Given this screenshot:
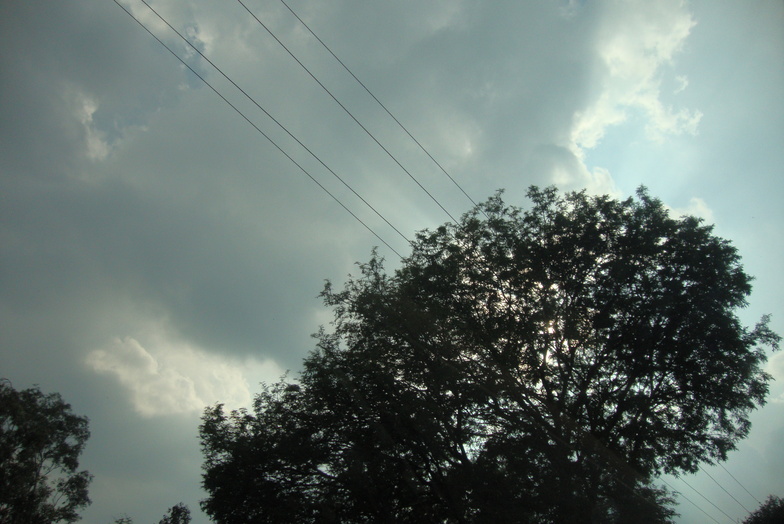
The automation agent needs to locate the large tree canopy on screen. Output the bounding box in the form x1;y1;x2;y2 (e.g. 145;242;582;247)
200;187;779;523
0;381;92;524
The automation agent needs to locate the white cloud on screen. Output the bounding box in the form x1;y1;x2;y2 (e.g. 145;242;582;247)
570;91;628;155
118;0;172;38
673;74;689;94
566;0;701;186
87;334;284;417
668;196;715;223
74;92;111;162
553;160;620;198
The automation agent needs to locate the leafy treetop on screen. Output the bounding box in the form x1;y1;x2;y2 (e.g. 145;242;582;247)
743;495;784;524
0;380;92;524
200;187;779;523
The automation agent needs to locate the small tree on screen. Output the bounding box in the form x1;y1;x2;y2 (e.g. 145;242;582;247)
0;380;92;523
110;503;190;524
201;187;779;523
158;503;191;524
743;495;784;524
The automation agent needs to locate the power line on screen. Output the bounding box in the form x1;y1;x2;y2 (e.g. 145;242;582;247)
718;462;763;506
277;0;485;217
699;464;752;514
673;474;736;523
658;477;725;524
236;0;459;224
113;0;404;259
137;0;411;249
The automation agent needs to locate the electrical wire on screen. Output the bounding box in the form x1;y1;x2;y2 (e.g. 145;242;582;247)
673;474;736;523
277;0;485;218
236;0;459;224
658;477;725;524
113;0;404;259
718;462;763;506
699;464;752;514
137;0;411;249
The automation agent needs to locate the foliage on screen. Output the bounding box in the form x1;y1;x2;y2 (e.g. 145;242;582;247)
743;495;784;524
110;503;190;524
158;503;191;524
200;187;779;523
0;380;92;523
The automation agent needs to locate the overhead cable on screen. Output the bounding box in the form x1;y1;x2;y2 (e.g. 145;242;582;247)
113;0;404;259
699;465;752;514
673;475;736;523
657;477;725;524
278;0;485;217
237;0;459;224
718;462;763;506
138;0;411;249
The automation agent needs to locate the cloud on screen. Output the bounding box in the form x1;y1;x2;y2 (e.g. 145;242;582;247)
673;75;689;94
71;90;112;162
528;144;621;197
87;333;283;417
668;196;715;223
569;0;701;160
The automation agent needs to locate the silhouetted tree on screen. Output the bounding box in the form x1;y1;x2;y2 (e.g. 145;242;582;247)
743;495;784;524
0;380;92;523
158;503;190;524
110;502;190;524
200;187;779;523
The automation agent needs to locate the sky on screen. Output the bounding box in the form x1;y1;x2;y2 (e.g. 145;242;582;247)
0;0;782;522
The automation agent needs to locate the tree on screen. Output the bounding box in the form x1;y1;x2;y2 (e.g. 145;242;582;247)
0;380;92;523
200;187;780;523
110;502;190;524
158;503;191;524
743;495;784;524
